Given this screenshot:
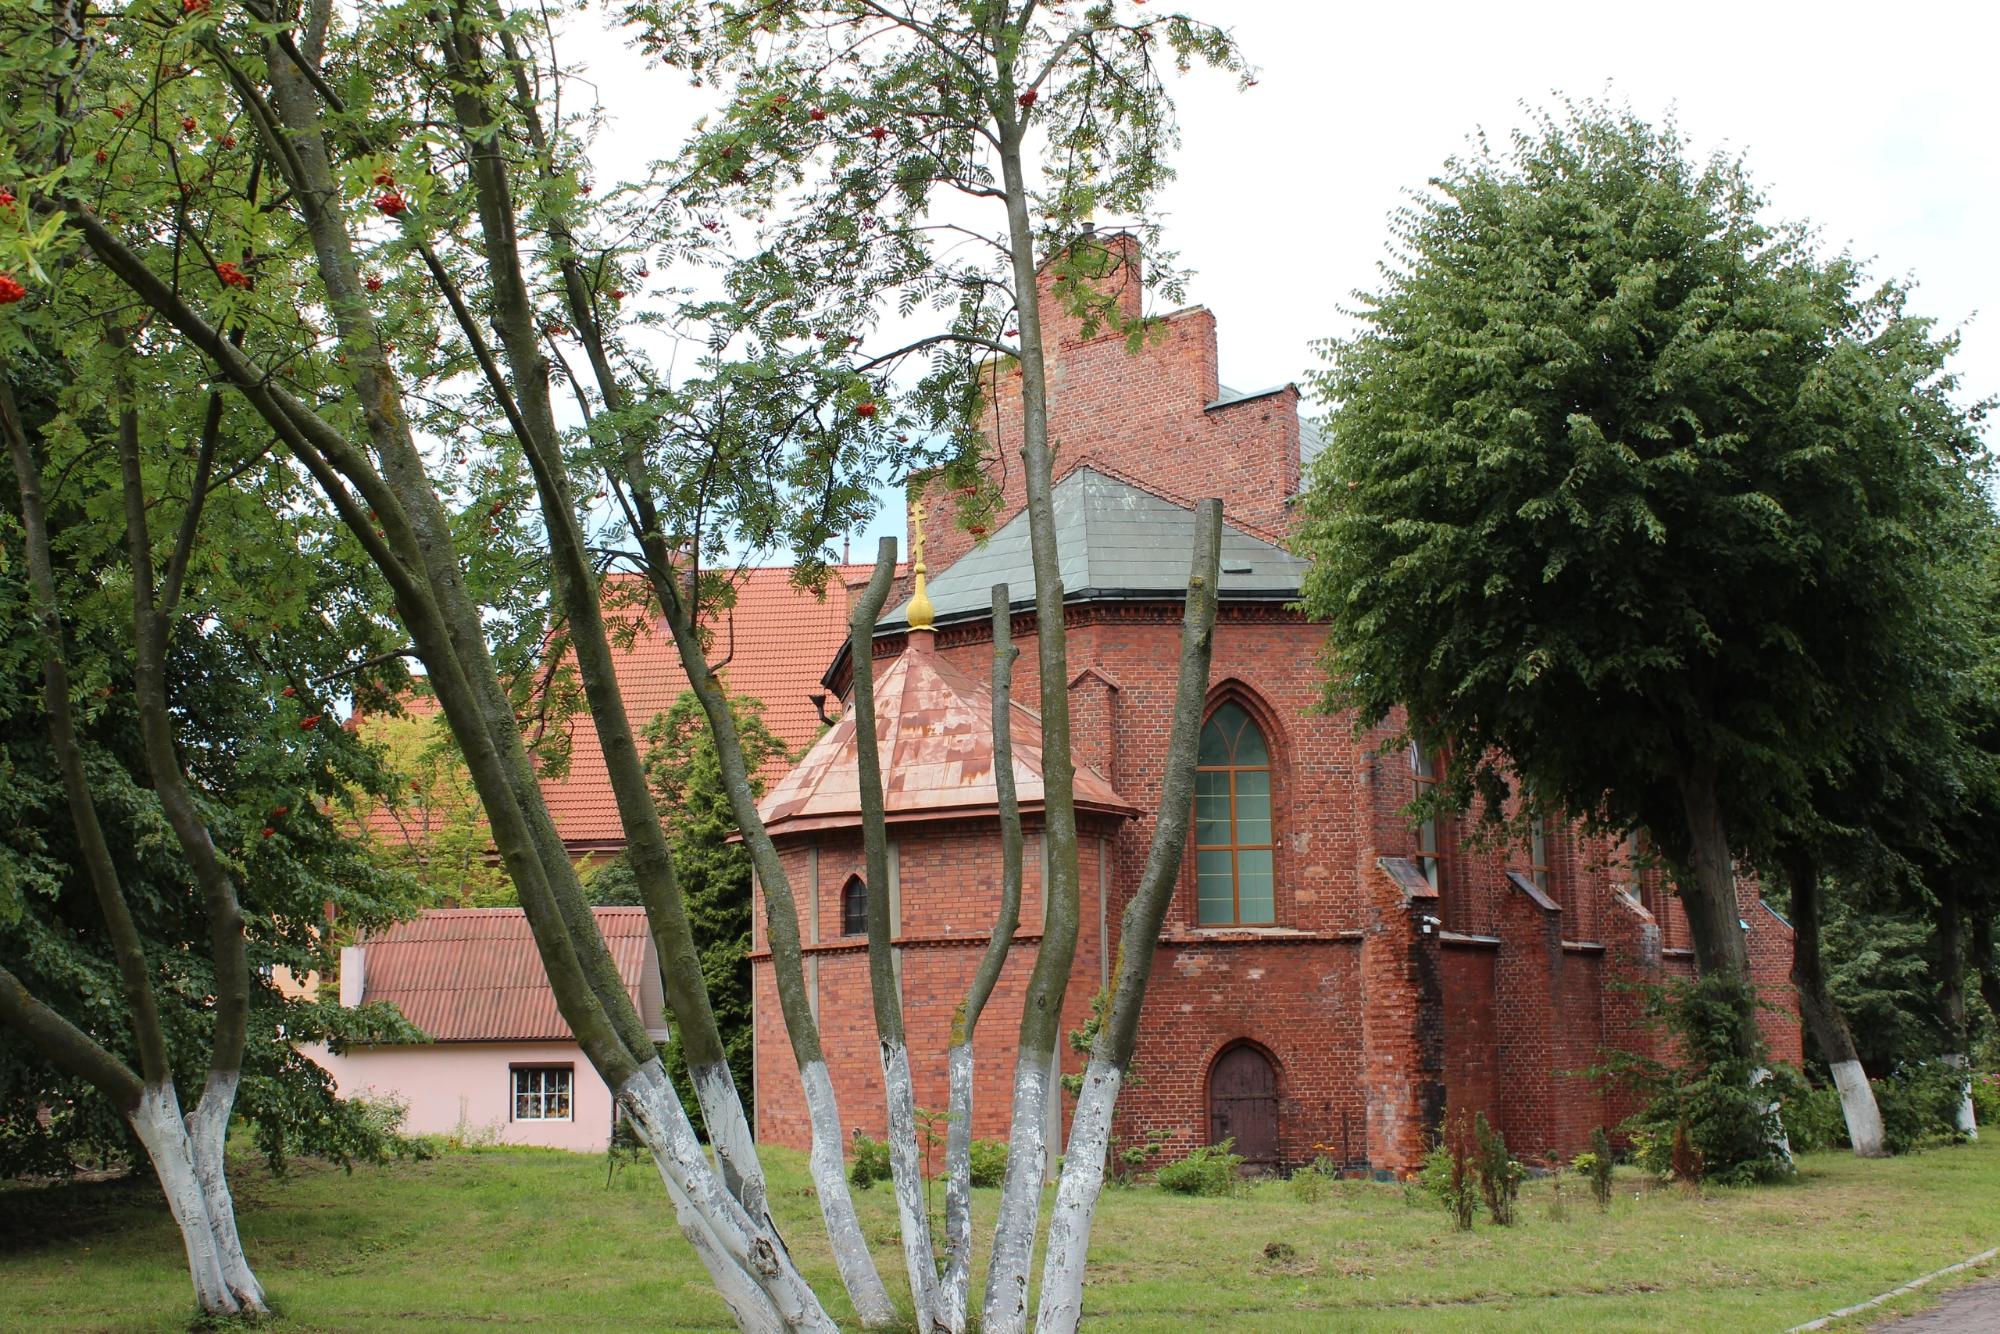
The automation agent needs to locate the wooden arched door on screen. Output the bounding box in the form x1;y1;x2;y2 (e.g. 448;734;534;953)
1207;1044;1278;1164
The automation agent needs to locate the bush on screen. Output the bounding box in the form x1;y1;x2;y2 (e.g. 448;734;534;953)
1972;1071;2000;1128
1473;1114;1523;1225
1595;975;1793;1186
1286;1154;1339;1204
849;1133;891;1190
968;1138;1009;1189
1413;1108;1479;1229
1577;1127;1615;1210
1156;1139;1243;1196
1767;1066;1846;1154
1875;1061;1970;1154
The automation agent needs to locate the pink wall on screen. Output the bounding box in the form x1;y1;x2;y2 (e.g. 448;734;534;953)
308;1041;617;1152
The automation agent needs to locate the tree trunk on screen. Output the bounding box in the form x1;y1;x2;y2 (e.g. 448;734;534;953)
982;113;1085;1334
651;567;897;1329
1783;851;1885;1157
1673;763;1762;1064
941;587;1026;1334
1037;501;1221;1334
127;1084;244;1318
847;540;946;1332
1936;889;1978;1139
431;8;776;1234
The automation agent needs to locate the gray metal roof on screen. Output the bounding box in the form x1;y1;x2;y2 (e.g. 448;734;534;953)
884;467;1308;630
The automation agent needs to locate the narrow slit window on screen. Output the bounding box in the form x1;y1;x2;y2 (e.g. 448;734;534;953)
1530;817;1551;896
1196;703;1276;926
1410;746;1440;890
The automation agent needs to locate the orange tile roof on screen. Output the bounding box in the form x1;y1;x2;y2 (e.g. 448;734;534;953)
757;637;1133;836
361;566;871;852
356;907;653;1042
543;568;872;847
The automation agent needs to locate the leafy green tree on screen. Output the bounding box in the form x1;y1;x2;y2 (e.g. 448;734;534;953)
0;317;420;1315
1294;101;1990;1070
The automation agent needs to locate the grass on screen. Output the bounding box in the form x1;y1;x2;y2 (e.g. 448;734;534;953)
5;1138;2000;1331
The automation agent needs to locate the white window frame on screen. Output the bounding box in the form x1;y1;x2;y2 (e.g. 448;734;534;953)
511;1064;574;1122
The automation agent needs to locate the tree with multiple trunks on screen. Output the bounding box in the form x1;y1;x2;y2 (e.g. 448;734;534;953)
1293;101;1991;1134
643;4;1246;1327
3;1;1235;1327
0;311;421;1312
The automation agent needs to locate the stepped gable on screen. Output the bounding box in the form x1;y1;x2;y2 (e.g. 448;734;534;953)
880;466;1309;632
758;636;1133;837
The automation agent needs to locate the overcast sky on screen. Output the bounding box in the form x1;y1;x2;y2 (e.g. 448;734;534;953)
563;1;1999;552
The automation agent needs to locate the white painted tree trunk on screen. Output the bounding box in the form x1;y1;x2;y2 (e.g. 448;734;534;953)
981;1048;1053;1334
1828;1059;1888;1158
619;1060;837;1333
1751;1066;1794;1167
127;1084;239;1318
690;1060;774;1226
1036;1058;1122;1334
880;1038;946;1332
186;1071;267;1313
939;1043;976;1334
798;1059;899;1327
1946;1053;1979;1139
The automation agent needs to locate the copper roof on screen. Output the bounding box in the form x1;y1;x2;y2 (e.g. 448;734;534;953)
356;907;660;1042
757;641;1134;836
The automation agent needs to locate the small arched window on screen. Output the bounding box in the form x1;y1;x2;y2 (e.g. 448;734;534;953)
1410;746;1440;890
840;875;868;937
1195;702;1275;926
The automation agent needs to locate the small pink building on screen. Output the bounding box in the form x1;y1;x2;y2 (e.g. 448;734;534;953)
315;907;668;1152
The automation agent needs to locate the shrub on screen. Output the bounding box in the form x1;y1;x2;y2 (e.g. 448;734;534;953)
849;1133;891;1190
968;1138;1009;1189
1413;1108;1479;1229
1286;1154;1339;1204
1875;1061;1970;1154
1971;1071;2000;1128
1156;1139;1242;1196
1768;1066;1846;1154
1580;1127;1615;1209
1594;975;1793;1186
1473;1114;1523;1225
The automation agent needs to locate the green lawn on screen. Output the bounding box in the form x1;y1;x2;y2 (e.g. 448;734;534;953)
6;1137;2000;1331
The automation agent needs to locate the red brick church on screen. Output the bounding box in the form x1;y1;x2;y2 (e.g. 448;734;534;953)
745;235;1800;1175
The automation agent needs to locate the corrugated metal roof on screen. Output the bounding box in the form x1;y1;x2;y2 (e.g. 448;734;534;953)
883;467;1308;630
357;907;656;1042
758;640;1132;835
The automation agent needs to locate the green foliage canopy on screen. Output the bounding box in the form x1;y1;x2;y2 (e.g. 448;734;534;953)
1295;102;1990;947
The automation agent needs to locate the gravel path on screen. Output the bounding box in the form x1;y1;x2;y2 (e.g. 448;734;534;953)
1876;1277;2000;1330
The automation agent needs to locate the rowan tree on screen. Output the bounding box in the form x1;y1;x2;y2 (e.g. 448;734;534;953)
621;5;1247;1327
0;301;420;1313
1294;101;1991;1071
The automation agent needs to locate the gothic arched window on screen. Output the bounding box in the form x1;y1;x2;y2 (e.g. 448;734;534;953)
1195;702;1275;926
840;875;868;937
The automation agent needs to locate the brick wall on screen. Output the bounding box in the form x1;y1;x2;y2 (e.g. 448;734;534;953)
746;232;1799;1174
